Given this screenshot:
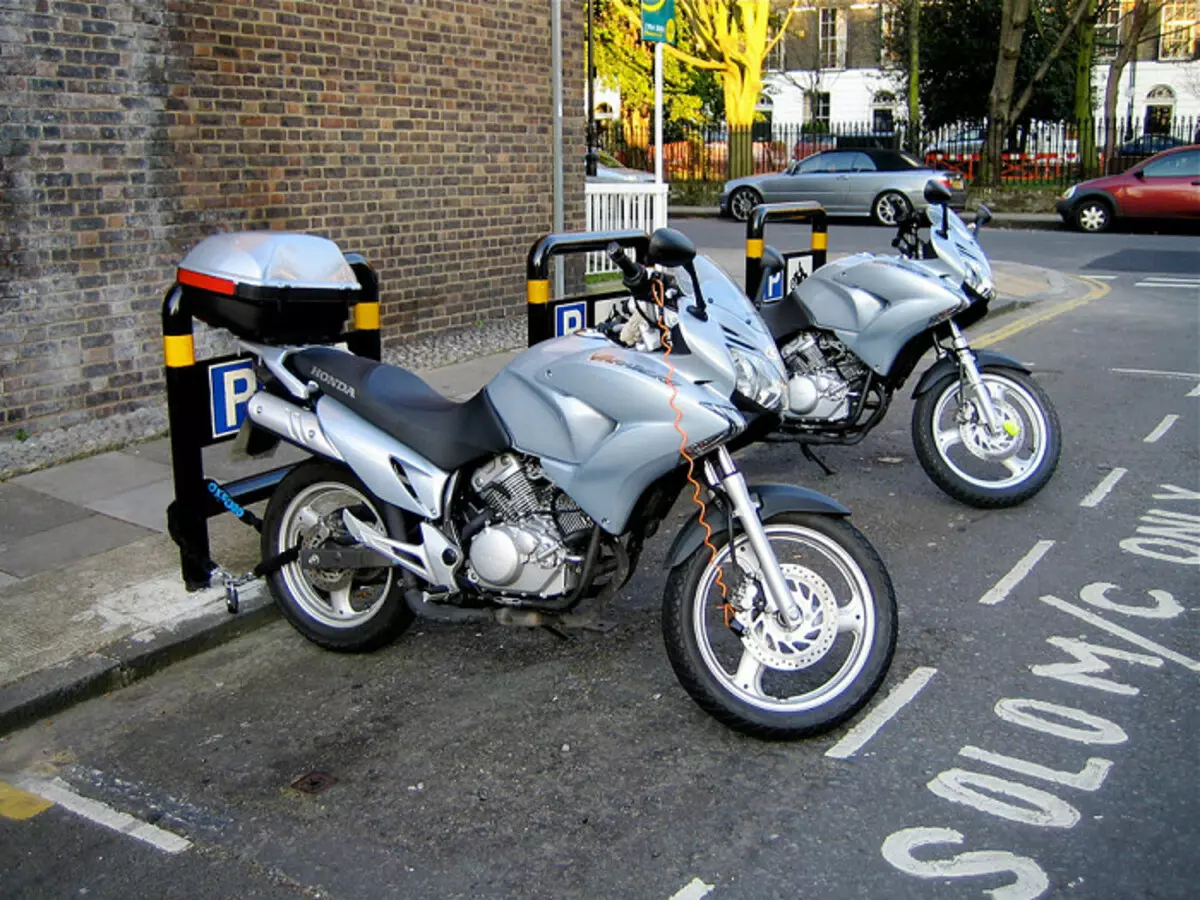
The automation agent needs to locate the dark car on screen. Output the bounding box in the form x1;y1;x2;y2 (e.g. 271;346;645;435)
719;148;967;225
1056;144;1200;232
1115;135;1187;158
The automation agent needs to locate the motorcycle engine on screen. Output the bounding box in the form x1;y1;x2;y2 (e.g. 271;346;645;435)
465;454;592;597
780;332;868;422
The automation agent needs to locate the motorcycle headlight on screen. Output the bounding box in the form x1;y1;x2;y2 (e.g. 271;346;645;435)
730;346;787;413
963;258;995;300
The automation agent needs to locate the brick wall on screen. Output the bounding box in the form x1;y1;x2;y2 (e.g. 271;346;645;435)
0;0;585;437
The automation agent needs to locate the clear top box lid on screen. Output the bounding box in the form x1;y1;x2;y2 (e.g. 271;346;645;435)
178;232;360;292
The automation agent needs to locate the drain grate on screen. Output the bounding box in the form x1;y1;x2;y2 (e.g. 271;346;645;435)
290;772;338;794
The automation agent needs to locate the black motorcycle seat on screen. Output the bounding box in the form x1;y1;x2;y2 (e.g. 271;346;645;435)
289;347;510;471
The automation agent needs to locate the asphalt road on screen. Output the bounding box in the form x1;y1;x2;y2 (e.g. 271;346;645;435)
1;234;1197;900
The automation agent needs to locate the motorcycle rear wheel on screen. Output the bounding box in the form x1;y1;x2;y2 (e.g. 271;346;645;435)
262;460;414;652
662;513;896;740
912;366;1061;508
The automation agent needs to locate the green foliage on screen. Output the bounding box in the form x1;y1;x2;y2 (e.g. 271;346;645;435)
13;428;30;442
884;0;1083;130
593;0;715;124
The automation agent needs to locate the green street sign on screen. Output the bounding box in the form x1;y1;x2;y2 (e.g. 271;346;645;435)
641;0;677;45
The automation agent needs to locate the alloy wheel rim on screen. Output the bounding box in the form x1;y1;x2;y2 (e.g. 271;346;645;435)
932;374;1048;489
278;482;392;629
691;524;875;713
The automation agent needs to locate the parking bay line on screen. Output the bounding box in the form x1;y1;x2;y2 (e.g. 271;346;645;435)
14;775;192;854
1080;468;1127;508
668;878;716;900
978;540;1056;605
825;667;937;760
1111;368;1200;380
1144;414;1180;444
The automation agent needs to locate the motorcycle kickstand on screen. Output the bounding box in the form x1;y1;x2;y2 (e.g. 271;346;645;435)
801;444;836;476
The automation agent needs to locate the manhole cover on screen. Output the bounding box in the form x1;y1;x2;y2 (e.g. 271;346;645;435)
290;772;338;794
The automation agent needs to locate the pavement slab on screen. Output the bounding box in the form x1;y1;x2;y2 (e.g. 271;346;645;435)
0;483;92;545
10;451;172;507
0;514;155;579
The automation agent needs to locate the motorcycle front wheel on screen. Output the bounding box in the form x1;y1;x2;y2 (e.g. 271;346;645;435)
912;366;1061;508
662;513;896;740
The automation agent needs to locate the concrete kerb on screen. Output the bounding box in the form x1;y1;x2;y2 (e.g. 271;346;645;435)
0;587;274;736
0;247;1081;739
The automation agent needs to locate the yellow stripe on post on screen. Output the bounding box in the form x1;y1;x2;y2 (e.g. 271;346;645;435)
812;232;828;251
353;301;380;330
746;239;764;259
163;334;195;368
0;781;52;820
527;279;549;305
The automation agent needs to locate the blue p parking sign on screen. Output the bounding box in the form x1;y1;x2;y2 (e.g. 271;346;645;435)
208;359;257;440
555;301;588;337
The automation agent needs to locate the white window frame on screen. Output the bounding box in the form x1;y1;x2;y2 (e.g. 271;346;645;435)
880;4;899;66
1158;0;1196;61
820;8;845;69
1094;0;1123;62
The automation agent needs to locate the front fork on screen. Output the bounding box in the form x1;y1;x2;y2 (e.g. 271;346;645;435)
705;447;802;629
947;321;1004;434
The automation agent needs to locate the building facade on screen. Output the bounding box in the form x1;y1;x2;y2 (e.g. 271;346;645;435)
763;0;1200;129
1;2;585;437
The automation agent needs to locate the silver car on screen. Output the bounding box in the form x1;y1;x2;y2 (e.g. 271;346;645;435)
719;148;966;225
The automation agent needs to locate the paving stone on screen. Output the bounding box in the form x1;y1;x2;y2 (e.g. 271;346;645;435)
86;481;174;533
0;514;155;578
0;483;92;544
11;450;172;506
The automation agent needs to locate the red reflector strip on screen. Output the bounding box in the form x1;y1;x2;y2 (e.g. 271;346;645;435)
178;268;236;295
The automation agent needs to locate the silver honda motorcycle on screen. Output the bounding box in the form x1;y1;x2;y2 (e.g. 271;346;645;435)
756;181;1061;508
180;227;896;739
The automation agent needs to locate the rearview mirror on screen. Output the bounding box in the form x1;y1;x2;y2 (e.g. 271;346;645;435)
923;179;953;205
1133;168;1145;180
975;205;993;229
646;227;696;269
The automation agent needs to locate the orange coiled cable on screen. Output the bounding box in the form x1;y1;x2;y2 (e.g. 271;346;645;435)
652;279;729;603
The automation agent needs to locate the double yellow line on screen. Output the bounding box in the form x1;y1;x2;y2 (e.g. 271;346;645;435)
973;276;1111;349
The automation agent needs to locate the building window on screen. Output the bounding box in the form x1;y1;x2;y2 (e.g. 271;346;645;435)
806;91;831;129
820;8;844;69
768;29;786;72
1095;0;1123;61
1159;0;1196;60
880;4;899;66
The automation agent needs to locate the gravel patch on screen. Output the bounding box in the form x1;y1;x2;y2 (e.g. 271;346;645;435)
0;315;526;482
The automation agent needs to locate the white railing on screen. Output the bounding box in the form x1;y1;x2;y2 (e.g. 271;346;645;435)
584;182;670;274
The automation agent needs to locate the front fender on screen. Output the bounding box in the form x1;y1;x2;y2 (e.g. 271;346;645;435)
911;349;1029;399
665;483;850;569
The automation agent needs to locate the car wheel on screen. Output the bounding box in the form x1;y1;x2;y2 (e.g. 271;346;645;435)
1072;198;1112;233
728;187;761;223
871;191;911;227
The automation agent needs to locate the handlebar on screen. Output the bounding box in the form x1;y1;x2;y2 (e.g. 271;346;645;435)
606;242;649;296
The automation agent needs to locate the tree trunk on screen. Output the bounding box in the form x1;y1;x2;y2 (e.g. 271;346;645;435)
1075;0;1099;177
724;61;761;179
985;0;1031;186
1102;1;1157;172
907;0;921;154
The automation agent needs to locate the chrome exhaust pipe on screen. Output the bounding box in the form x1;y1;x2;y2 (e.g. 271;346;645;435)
246;392;343;461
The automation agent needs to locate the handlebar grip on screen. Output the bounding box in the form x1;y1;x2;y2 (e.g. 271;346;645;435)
606;242;644;284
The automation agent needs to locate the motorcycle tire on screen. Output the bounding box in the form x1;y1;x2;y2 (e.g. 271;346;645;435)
661;512;896;740
262;460;414;652
912;366;1061;508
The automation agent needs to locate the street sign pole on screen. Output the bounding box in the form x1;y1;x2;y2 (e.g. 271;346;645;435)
654;42;663;184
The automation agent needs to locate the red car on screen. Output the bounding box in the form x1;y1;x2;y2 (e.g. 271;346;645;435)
1056;144;1200;232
